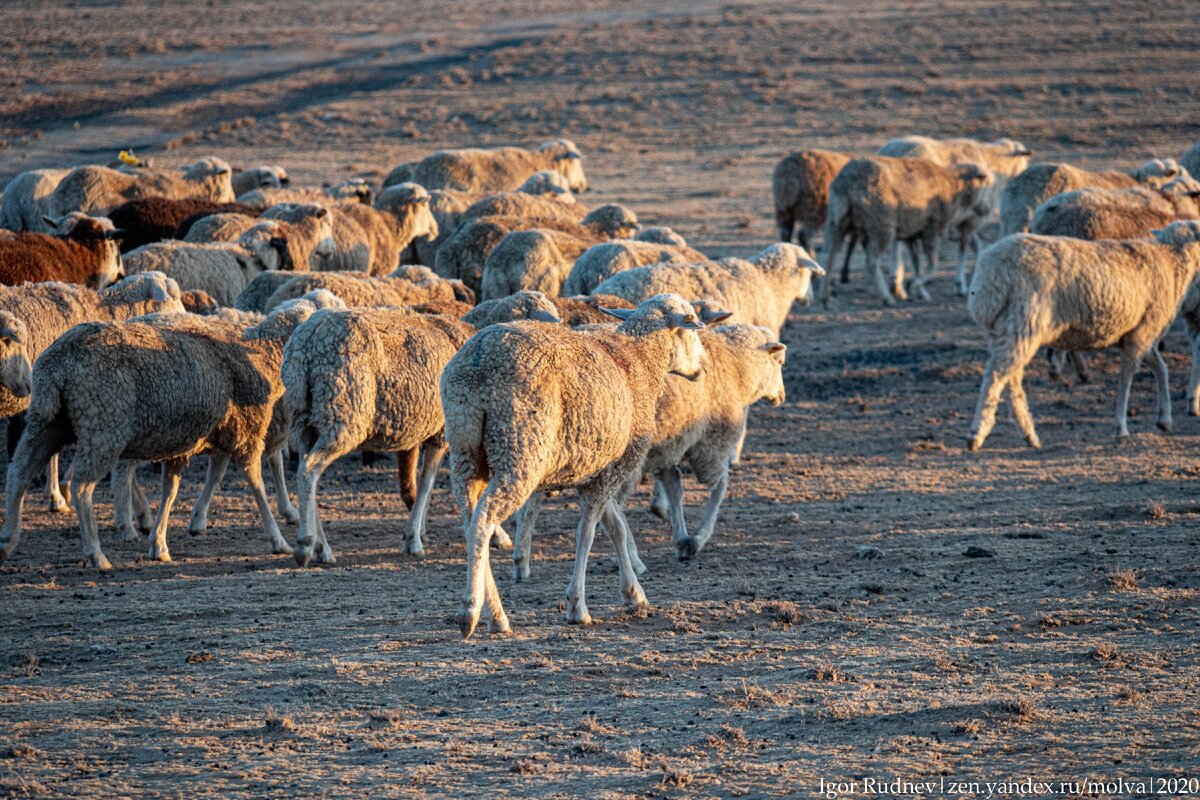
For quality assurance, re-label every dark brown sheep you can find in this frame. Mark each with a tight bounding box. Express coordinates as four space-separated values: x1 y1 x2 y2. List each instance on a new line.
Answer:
0 217 125 289
109 197 260 252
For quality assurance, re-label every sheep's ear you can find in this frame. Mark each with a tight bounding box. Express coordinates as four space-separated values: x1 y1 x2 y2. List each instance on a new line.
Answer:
414 194 430 205
600 306 635 321
0 324 23 344
1012 148 1032 157
559 151 582 161
699 308 733 326
279 176 291 187
1165 166 1181 179
529 309 561 324
799 256 825 275
105 229 126 241
765 342 786 355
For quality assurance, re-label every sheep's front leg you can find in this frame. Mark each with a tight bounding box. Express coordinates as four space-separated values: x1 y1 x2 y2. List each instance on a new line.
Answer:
512 491 544 582
237 453 292 557
869 241 898 306
648 478 669 520
564 499 604 625
658 467 690 554
600 501 648 611
840 233 856 284
112 460 144 542
268 449 300 525
969 355 1005 451
147 459 185 563
890 241 908 302
188 452 229 536
1115 342 1144 439
679 465 730 559
1145 343 1173 432
403 440 447 557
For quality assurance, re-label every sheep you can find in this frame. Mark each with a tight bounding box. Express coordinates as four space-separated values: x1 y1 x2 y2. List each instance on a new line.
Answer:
180 289 221 316
410 139 587 194
480 228 596 301
262 203 372 272
122 240 279 305
284 307 476 565
382 161 417 188
822 157 993 304
562 236 707 297
237 179 372 208
460 290 564 328
512 322 784 578
771 148 853 249
49 156 235 216
441 294 705 636
262 265 474 311
107 197 261 253
592 243 823 337
460 188 583 224
966 222 1200 451
237 210 337 272
179 212 261 243
434 205 639 297
999 159 1186 236
0 313 32 402
1184 143 1200 182
0 216 125 290
0 168 70 232
231 165 289 196
405 188 476 267
0 272 184 513
633 227 689 247
0 293 337 569
234 271 308 312
330 183 439 276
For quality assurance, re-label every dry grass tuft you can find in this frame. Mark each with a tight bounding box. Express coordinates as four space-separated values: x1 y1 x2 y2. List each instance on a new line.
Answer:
3 744 41 760
765 600 803 628
1106 568 1140 592
1091 642 1122 667
809 663 849 683
1114 685 1143 704
509 757 546 775
996 696 1038 722
724 679 788 710
367 708 404 728
185 650 214 664
263 707 298 733
953 719 983 736
1147 500 1167 520
14 651 40 677
660 764 694 788
575 733 604 754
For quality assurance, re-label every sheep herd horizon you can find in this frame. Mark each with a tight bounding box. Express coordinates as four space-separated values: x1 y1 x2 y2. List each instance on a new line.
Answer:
0 134 1198 637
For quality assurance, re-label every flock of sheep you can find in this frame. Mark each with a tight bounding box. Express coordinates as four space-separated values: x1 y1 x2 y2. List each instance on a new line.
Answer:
0 131 1196 637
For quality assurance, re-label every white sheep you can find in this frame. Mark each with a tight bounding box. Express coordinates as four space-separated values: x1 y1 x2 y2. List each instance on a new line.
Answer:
0 168 71 232
441 294 706 637
237 178 372 208
231 165 289 196
999 159 1186 236
479 228 595 301
562 235 706 297
262 203 372 272
592 243 824 337
332 182 439 276
966 222 1200 451
50 156 235 216
410 139 587 194
1031 180 1200 240
123 240 281 305
182 212 261 243
261 265 474 311
236 210 337 272
283 306 476 565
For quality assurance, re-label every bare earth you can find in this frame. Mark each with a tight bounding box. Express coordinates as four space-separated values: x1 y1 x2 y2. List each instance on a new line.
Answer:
1 2 1198 797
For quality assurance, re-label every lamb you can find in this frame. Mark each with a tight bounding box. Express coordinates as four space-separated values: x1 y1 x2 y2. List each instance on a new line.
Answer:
442 294 705 636
562 236 707 297
231 165 289 196
0 293 336 568
237 210 337 272
822 157 993 304
966 222 1200 451
237 179 372 208
434 205 639 296
771 148 853 249
262 265 474 311
262 203 372 272
284 307 476 565
330 183 439 276
592 243 824 337
409 139 587 194
0 168 71 232
0 216 124 289
512 322 784 579
999 159 1186 236
179 212 261 243
480 228 597 300
49 156 235 217
107 197 261 252
122 240 280 305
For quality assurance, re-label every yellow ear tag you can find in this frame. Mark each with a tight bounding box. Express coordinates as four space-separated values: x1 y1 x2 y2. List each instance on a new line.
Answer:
118 150 140 166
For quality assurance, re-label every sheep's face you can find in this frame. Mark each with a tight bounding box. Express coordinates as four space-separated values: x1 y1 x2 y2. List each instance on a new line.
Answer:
410 199 439 242
189 156 236 203
131 273 185 313
995 138 1032 175
1134 159 1184 188
329 180 373 204
240 227 289 271
0 314 32 400
609 294 706 380
542 141 588 192
65 218 124 289
668 326 705 381
1152 220 1200 247
586 205 639 239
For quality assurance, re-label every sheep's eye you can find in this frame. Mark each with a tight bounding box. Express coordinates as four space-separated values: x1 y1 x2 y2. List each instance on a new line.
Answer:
682 314 696 324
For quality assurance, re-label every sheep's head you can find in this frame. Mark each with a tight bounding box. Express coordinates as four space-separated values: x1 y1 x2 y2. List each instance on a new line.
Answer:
584 204 639 239
720 324 787 407
106 271 185 313
239 223 293 271
518 170 575 201
45 212 114 236
377 183 439 242
603 293 705 381
541 139 587 192
1134 158 1185 188
249 290 346 340
180 289 220 316
327 178 373 204
59 217 124 289
463 290 561 328
383 161 417 188
242 165 287 191
0 312 32 400
188 156 236 202
750 243 825 305
1152 220 1200 247
635 226 687 247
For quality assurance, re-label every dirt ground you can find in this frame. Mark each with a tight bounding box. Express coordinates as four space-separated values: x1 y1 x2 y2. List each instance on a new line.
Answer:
2 1 1199 797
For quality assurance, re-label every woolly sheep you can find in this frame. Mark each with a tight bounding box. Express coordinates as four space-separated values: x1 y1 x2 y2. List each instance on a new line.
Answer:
460 189 584 224
966 222 1200 451
633 226 688 247
0 216 125 290
0 168 70 232
592 243 824 337
405 188 476 267
107 198 260 252
410 139 587 194
771 148 853 249
231 164 289 196
333 182 439 276
479 228 596 301
237 210 336 272
382 161 417 188
180 212 262 243
461 290 563 328
822 157 993 304
435 205 639 297
562 237 706 297
262 203 372 272
237 178 372 208
999 159 1186 236
0 313 32 402
442 294 706 636
262 265 474 311
123 240 279 305
234 271 308 312
1031 178 1200 239
0 294 335 568
284 307 476 564
50 156 235 216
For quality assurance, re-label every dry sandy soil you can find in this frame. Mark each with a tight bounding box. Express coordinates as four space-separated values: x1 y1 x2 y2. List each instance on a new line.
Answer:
2 1 1199 797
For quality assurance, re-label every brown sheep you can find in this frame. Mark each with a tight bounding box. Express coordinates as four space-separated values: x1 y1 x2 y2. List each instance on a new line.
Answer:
0 217 124 289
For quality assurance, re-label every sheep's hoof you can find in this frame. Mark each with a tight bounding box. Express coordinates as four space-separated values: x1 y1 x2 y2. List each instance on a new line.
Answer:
624 586 649 609
48 497 71 514
512 558 530 582
314 546 336 565
839 274 850 285
404 540 426 558
136 518 152 535
272 539 294 556
59 483 72 504
119 526 140 543
967 436 982 452
488 613 511 634
675 537 700 561
89 552 113 571
293 547 313 568
491 529 513 550
1158 419 1173 433
1025 435 1042 449
282 508 301 526
649 499 669 521
188 524 206 537
564 602 593 626
457 604 482 640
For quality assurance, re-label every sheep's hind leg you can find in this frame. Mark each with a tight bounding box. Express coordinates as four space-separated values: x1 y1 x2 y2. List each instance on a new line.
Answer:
46 454 70 513
969 356 1005 451
268 448 300 525
600 501 648 611
679 464 730 559
113 460 143 542
1114 341 1145 439
457 481 515 638
293 445 346 566
403 439 447 557
147 458 185 563
1006 363 1041 449
1146 343 1173 433
188 452 229 536
564 499 604 625
512 491 544 582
